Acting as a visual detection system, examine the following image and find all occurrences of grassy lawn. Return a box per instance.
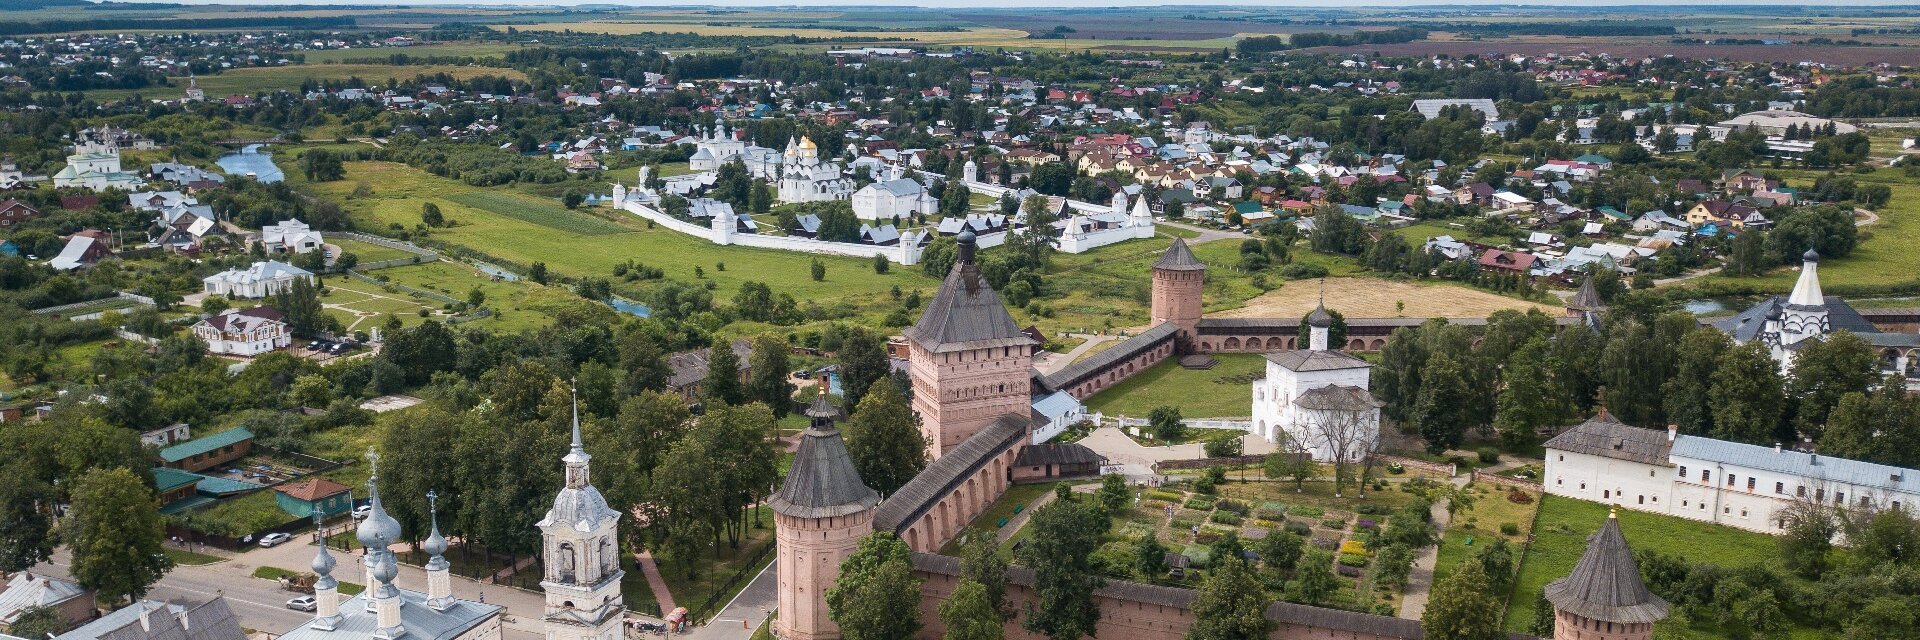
[253,565,365,595]
[1505,496,1817,638]
[1431,484,1540,586]
[1082,353,1265,418]
[943,481,1065,554]
[367,261,606,333]
[619,554,662,616]
[659,520,776,622]
[313,162,942,311]
[165,547,226,566]
[331,237,417,263]
[443,191,631,236]
[1692,167,1920,292]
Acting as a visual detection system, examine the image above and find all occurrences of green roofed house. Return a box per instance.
[153,467,264,515]
[273,477,352,518]
[159,427,254,473]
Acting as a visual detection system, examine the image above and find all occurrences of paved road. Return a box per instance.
[1157,220,1243,245]
[679,561,776,640]
[1076,427,1276,480]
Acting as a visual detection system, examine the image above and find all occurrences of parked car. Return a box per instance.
[258,532,293,548]
[307,341,323,350]
[352,504,373,519]
[286,596,316,612]
[792,369,811,379]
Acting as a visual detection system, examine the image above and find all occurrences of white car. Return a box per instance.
[258,532,293,548]
[286,596,316,612]
[352,505,373,519]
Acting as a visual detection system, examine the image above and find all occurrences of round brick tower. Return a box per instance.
[1151,237,1206,346]
[771,390,881,640]
[1544,509,1669,640]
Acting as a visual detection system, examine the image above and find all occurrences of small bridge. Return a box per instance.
[212,138,283,146]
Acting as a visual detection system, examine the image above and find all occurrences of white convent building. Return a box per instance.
[851,171,937,221]
[1250,302,1383,461]
[1545,415,1920,534]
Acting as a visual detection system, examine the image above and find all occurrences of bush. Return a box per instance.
[1193,474,1218,494]
[1210,511,1243,525]
[1321,518,1348,529]
[1278,262,1329,279]
[1290,505,1325,518]
[1500,522,1521,536]
[1183,497,1216,511]
[1216,499,1249,515]
[1355,504,1381,515]
[1255,507,1287,521]
[1338,553,1370,567]
[1387,463,1405,474]
[1284,521,1312,536]
[1507,488,1535,504]
[1476,447,1500,464]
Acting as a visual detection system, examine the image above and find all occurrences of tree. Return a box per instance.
[873,253,890,275]
[10,605,69,639]
[1664,328,1732,436]
[68,468,172,605]
[1134,535,1170,578]
[1096,473,1131,515]
[960,533,1010,619]
[1491,338,1561,448]
[1256,530,1302,572]
[826,533,923,640]
[1149,406,1185,442]
[272,275,330,337]
[1017,498,1106,640]
[838,326,891,410]
[1290,548,1338,604]
[1475,538,1516,597]
[1777,498,1838,580]
[811,258,827,282]
[702,341,746,406]
[842,381,926,496]
[1264,453,1316,493]
[1789,331,1877,442]
[1820,374,1920,467]
[1422,560,1504,640]
[1373,543,1415,590]
[383,320,456,386]
[422,202,444,227]
[1710,342,1787,445]
[941,580,1004,640]
[1187,554,1273,640]
[747,335,795,418]
[1413,351,1473,453]
[0,469,55,572]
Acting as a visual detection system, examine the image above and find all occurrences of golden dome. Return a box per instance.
[798,137,817,150]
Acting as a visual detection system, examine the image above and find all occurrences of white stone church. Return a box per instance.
[1250,303,1383,461]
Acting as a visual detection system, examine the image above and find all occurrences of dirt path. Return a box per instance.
[1396,457,1528,620]
[1214,277,1551,319]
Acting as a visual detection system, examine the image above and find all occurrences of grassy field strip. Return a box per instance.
[1082,353,1266,418]
[444,191,632,236]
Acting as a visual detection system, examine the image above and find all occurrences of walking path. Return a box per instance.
[1396,457,1529,620]
[633,551,677,613]
[1035,333,1120,375]
[1076,426,1276,481]
[1158,220,1242,245]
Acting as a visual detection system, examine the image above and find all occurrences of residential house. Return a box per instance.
[665,339,753,401]
[48,230,112,271]
[1685,200,1761,228]
[1479,249,1537,276]
[203,261,313,299]
[192,307,292,356]
[260,218,323,254]
[152,467,262,514]
[0,573,93,635]
[0,199,39,226]
[273,477,353,518]
[157,427,254,473]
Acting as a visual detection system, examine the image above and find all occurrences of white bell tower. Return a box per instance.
[538,389,625,640]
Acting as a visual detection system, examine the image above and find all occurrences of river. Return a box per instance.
[215,144,284,183]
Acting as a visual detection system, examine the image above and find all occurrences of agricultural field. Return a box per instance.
[308,161,943,312]
[1216,277,1554,320]
[298,42,530,63]
[1082,353,1267,419]
[84,64,526,101]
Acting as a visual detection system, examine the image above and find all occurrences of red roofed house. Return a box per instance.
[191,306,292,356]
[274,477,353,517]
[0,199,38,226]
[1479,249,1537,276]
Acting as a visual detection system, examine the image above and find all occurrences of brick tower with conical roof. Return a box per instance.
[1151,237,1206,347]
[903,231,1038,459]
[771,387,881,640]
[1545,509,1670,640]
